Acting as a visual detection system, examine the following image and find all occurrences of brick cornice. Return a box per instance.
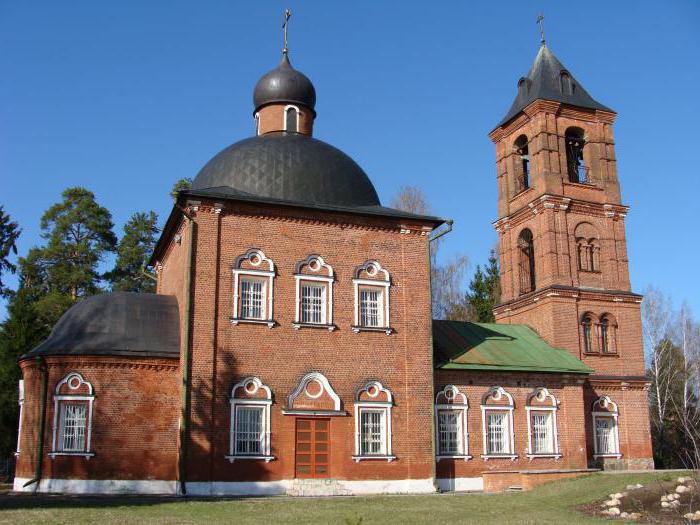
[493,285,643,315]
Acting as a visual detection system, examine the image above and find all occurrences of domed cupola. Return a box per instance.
[253,52,316,114]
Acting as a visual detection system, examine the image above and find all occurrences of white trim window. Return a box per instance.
[592,395,621,459]
[480,386,517,460]
[50,372,95,458]
[231,249,276,327]
[293,255,335,330]
[15,379,24,455]
[435,385,470,460]
[352,260,391,334]
[284,104,300,132]
[526,387,561,458]
[353,381,395,462]
[227,377,273,462]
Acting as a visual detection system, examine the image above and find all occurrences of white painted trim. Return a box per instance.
[232,249,275,324]
[229,377,273,460]
[283,104,300,132]
[525,387,560,456]
[435,385,469,458]
[294,255,334,326]
[52,372,95,455]
[592,395,621,457]
[16,379,24,454]
[437,477,483,492]
[13,477,177,495]
[287,372,341,411]
[354,382,393,458]
[480,386,515,457]
[352,260,391,330]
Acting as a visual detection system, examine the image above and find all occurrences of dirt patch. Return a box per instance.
[579,476,700,523]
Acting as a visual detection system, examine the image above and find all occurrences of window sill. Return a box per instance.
[292,322,337,332]
[526,453,562,460]
[481,454,518,461]
[593,453,622,459]
[579,269,602,274]
[352,455,396,463]
[351,325,392,335]
[225,455,275,463]
[49,452,95,459]
[583,352,619,357]
[230,317,276,328]
[437,455,472,462]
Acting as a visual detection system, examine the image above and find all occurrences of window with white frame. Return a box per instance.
[227,377,273,462]
[353,381,394,461]
[434,384,470,459]
[352,260,391,334]
[284,105,299,132]
[51,372,95,458]
[293,255,334,330]
[480,386,516,459]
[15,380,24,454]
[592,395,621,458]
[526,387,560,458]
[231,249,276,327]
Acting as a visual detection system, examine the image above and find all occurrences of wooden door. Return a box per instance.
[295,418,330,478]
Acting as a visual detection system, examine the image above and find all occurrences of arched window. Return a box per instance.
[565,127,586,183]
[284,105,299,132]
[560,71,573,95]
[592,396,621,458]
[581,314,595,353]
[577,239,590,271]
[480,387,516,459]
[435,385,470,460]
[526,387,561,458]
[50,372,95,458]
[254,113,260,135]
[517,77,529,98]
[354,381,394,461]
[514,135,530,192]
[227,377,273,462]
[599,314,617,354]
[518,229,535,295]
[231,249,276,327]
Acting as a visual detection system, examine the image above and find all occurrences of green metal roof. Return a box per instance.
[433,321,592,374]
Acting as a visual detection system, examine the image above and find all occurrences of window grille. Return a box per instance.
[360,410,385,455]
[438,410,462,455]
[301,283,325,324]
[486,412,508,454]
[360,288,382,327]
[240,279,264,319]
[595,417,616,454]
[58,402,87,452]
[235,406,264,455]
[532,412,554,454]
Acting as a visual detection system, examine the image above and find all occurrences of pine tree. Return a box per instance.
[0,206,21,297]
[465,248,501,322]
[171,177,192,199]
[39,187,117,301]
[107,211,159,293]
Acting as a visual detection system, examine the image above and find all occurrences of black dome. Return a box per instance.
[22,293,180,359]
[253,53,316,112]
[192,132,381,208]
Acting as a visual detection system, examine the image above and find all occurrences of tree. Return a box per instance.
[107,211,159,293]
[39,187,117,301]
[0,206,21,297]
[390,186,470,320]
[465,249,501,322]
[171,177,192,199]
[0,288,48,456]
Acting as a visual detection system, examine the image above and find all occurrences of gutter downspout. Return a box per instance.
[23,357,47,490]
[176,204,195,497]
[427,219,453,490]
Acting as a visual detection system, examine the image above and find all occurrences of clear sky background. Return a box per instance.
[1,1,699,320]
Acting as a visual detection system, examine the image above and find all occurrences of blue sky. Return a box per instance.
[1,1,699,319]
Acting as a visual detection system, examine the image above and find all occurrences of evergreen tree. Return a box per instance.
[0,206,21,297]
[465,248,501,322]
[0,288,48,456]
[171,177,192,199]
[107,211,159,293]
[39,187,117,301]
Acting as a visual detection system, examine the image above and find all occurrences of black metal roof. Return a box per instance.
[22,293,180,360]
[496,44,613,128]
[253,53,316,112]
[191,131,381,208]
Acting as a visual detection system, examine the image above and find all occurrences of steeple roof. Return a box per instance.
[496,44,613,128]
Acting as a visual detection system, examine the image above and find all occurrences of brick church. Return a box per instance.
[13,32,653,495]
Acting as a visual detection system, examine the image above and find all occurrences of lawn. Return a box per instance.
[0,472,684,525]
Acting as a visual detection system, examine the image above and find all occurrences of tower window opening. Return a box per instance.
[599,315,617,354]
[514,135,530,193]
[560,71,573,95]
[565,127,586,183]
[581,314,594,353]
[517,229,536,295]
[285,106,299,132]
[577,238,600,272]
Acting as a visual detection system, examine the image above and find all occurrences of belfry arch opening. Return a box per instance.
[514,135,530,193]
[565,127,586,183]
[518,228,536,295]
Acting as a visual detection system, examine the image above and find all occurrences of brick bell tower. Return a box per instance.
[489,37,653,469]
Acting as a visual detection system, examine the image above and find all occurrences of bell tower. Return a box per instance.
[489,39,653,469]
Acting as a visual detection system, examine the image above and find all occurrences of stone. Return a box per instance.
[660,495,668,502]
[677,485,690,493]
[605,499,621,506]
[661,501,671,508]
[620,512,630,519]
[629,513,641,520]
[602,507,621,516]
[671,499,681,507]
[678,476,692,483]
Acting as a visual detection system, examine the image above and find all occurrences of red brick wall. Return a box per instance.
[434,370,589,479]
[157,199,437,483]
[16,356,180,481]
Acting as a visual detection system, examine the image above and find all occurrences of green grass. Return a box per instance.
[0,472,683,525]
